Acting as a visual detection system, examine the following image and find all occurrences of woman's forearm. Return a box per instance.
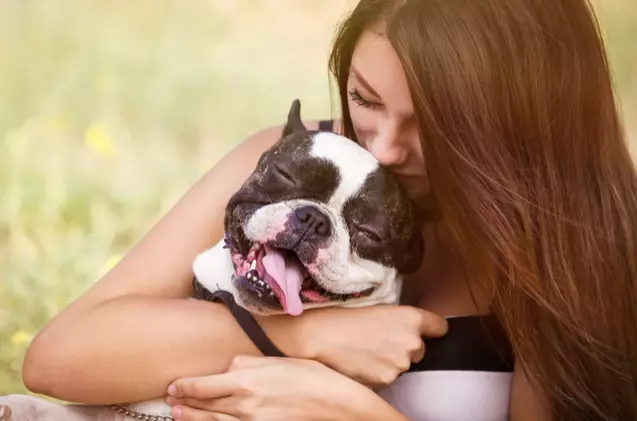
[22,296,305,405]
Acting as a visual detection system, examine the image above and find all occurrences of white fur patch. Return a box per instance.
[192,239,235,293]
[310,132,379,210]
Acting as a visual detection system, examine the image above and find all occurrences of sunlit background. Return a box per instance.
[1,0,635,395]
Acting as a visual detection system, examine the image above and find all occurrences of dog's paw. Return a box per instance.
[0,404,12,421]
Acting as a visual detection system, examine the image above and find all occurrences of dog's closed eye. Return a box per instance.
[355,225,383,243]
[274,165,296,185]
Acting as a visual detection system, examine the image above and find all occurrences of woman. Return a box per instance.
[22,0,637,420]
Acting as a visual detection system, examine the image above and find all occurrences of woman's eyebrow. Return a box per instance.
[351,66,381,99]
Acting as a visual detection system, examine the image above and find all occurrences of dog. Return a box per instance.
[0,99,425,421]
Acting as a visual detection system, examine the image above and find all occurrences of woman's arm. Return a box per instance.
[164,355,412,421]
[21,117,445,405]
[21,122,321,404]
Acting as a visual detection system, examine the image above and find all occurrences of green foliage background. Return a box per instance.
[1,0,635,396]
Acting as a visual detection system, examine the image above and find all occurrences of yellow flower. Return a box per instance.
[10,330,32,345]
[85,123,116,158]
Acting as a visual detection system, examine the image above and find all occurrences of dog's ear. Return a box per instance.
[254,99,305,168]
[282,99,307,137]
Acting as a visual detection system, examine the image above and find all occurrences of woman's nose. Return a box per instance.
[369,127,409,168]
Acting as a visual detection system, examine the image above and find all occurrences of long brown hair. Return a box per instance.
[330,0,637,420]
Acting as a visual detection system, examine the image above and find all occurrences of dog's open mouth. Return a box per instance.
[231,242,374,315]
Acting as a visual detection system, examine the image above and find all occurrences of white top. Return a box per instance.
[378,370,513,421]
[376,315,514,421]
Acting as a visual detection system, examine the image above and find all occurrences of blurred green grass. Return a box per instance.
[0,0,635,396]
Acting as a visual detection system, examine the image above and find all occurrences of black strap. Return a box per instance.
[192,279,287,358]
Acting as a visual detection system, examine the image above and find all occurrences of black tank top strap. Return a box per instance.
[318,119,335,133]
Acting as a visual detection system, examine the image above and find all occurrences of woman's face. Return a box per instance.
[346,28,429,206]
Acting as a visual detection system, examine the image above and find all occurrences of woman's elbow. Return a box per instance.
[21,329,76,398]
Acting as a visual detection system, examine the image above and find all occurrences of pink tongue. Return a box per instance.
[262,245,304,316]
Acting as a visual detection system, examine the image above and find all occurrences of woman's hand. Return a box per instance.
[298,304,448,388]
[165,355,406,421]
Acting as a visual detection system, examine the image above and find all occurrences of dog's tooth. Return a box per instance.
[250,259,257,271]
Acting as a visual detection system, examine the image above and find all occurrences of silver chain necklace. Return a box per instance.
[110,404,174,421]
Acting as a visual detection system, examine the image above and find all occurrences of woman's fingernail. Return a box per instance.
[171,405,183,420]
[167,384,177,396]
[165,396,176,405]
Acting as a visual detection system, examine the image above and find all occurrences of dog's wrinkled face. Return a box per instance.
[224,100,424,315]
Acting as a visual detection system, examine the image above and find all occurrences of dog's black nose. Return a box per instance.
[294,205,332,238]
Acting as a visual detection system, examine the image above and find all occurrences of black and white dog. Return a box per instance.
[0,100,424,421]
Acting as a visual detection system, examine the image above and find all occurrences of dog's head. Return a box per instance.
[220,100,424,315]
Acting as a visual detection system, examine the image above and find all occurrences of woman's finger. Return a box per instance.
[411,341,426,363]
[166,397,208,410]
[171,405,241,421]
[207,414,240,421]
[172,405,239,421]
[167,396,254,417]
[227,354,285,371]
[416,308,449,338]
[203,396,254,416]
[169,372,238,399]
[171,405,214,421]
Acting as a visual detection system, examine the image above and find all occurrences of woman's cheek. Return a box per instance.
[348,104,377,143]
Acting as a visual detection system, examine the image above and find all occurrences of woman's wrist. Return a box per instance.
[332,379,409,421]
[350,387,410,421]
[254,312,316,360]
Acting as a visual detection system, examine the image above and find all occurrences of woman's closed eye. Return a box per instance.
[349,88,383,110]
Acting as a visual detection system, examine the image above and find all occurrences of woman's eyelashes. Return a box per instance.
[348,88,382,110]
